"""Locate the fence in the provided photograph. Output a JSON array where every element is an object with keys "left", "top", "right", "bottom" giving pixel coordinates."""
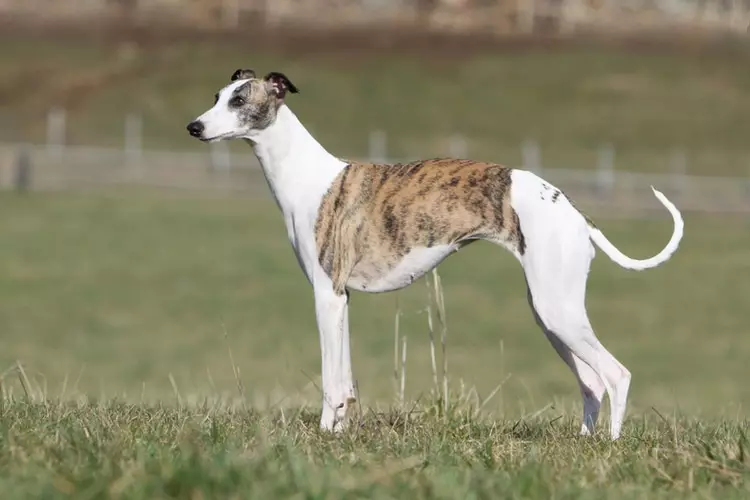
[{"left": 2, "top": 138, "right": 749, "bottom": 217}]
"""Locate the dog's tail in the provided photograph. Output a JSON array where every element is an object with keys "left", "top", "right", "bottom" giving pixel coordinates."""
[{"left": 587, "top": 186, "right": 684, "bottom": 271}]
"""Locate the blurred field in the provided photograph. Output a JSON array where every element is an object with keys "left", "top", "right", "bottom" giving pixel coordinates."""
[
  {"left": 2, "top": 33, "right": 750, "bottom": 175},
  {"left": 1, "top": 191, "right": 748, "bottom": 420}
]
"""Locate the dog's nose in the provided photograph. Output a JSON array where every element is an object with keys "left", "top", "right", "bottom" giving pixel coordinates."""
[{"left": 186, "top": 121, "right": 204, "bottom": 138}]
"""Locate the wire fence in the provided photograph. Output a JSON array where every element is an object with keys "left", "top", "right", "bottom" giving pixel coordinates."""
[{"left": 2, "top": 141, "right": 749, "bottom": 217}]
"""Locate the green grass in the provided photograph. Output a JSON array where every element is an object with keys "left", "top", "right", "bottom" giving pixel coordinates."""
[
  {"left": 0, "top": 401, "right": 747, "bottom": 498},
  {"left": 2, "top": 35, "right": 750, "bottom": 175},
  {"left": 0, "top": 190, "right": 749, "bottom": 496}
]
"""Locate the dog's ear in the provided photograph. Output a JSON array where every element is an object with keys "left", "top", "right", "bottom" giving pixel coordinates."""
[
  {"left": 264, "top": 72, "right": 299, "bottom": 99},
  {"left": 231, "top": 69, "right": 256, "bottom": 81}
]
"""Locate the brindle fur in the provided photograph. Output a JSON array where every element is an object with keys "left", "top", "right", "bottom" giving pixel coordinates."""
[{"left": 314, "top": 158, "right": 525, "bottom": 295}]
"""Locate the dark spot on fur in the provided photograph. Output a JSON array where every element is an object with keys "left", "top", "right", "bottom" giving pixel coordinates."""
[
  {"left": 513, "top": 210, "right": 526, "bottom": 255},
  {"left": 407, "top": 162, "right": 426, "bottom": 177},
  {"left": 383, "top": 204, "right": 398, "bottom": 236},
  {"left": 378, "top": 169, "right": 389, "bottom": 187},
  {"left": 469, "top": 196, "right": 484, "bottom": 214},
  {"left": 415, "top": 212, "right": 434, "bottom": 234},
  {"left": 449, "top": 164, "right": 465, "bottom": 175},
  {"left": 333, "top": 168, "right": 351, "bottom": 213},
  {"left": 551, "top": 190, "right": 561, "bottom": 203}
]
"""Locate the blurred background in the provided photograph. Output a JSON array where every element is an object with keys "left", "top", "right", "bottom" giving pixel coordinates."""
[{"left": 0, "top": 0, "right": 749, "bottom": 420}]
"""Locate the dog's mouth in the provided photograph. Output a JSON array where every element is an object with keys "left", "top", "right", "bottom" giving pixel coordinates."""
[{"left": 199, "top": 132, "right": 235, "bottom": 143}]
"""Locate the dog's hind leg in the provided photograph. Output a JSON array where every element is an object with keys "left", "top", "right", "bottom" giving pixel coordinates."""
[
  {"left": 526, "top": 285, "right": 606, "bottom": 435},
  {"left": 519, "top": 220, "right": 631, "bottom": 440}
]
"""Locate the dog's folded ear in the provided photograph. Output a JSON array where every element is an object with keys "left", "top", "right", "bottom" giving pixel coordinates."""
[
  {"left": 231, "top": 69, "right": 256, "bottom": 81},
  {"left": 264, "top": 72, "right": 299, "bottom": 99}
]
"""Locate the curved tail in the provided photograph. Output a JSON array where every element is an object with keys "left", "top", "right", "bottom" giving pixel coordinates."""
[{"left": 588, "top": 186, "right": 684, "bottom": 271}]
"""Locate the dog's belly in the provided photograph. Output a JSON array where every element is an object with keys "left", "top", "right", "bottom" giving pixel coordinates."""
[{"left": 346, "top": 244, "right": 457, "bottom": 293}]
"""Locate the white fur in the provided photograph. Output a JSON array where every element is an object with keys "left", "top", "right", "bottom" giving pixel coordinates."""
[
  {"left": 588, "top": 187, "right": 683, "bottom": 270},
  {"left": 197, "top": 80, "right": 251, "bottom": 142},
  {"left": 348, "top": 245, "right": 458, "bottom": 293},
  {"left": 189, "top": 84, "right": 684, "bottom": 439}
]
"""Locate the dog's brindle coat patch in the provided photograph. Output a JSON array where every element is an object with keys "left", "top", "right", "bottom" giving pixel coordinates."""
[
  {"left": 215, "top": 71, "right": 299, "bottom": 133},
  {"left": 225, "top": 80, "right": 277, "bottom": 130},
  {"left": 314, "top": 158, "right": 525, "bottom": 295}
]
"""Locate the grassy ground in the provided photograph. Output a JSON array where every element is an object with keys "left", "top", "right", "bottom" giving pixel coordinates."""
[
  {"left": 0, "top": 401, "right": 748, "bottom": 498},
  {"left": 2, "top": 35, "right": 750, "bottom": 175}
]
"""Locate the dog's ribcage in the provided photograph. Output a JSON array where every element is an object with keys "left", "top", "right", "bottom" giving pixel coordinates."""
[{"left": 313, "top": 159, "right": 526, "bottom": 294}]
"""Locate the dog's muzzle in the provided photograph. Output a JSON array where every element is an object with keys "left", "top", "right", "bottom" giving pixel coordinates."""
[{"left": 186, "top": 121, "right": 205, "bottom": 138}]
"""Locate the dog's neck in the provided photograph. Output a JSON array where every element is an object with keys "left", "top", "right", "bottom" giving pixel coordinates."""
[{"left": 243, "top": 104, "right": 347, "bottom": 218}]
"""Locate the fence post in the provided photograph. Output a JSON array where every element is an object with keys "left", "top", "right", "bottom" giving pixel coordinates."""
[
  {"left": 518, "top": 0, "right": 536, "bottom": 34},
  {"left": 124, "top": 113, "right": 142, "bottom": 165},
  {"left": 596, "top": 143, "right": 615, "bottom": 199},
  {"left": 14, "top": 145, "right": 31, "bottom": 193},
  {"left": 221, "top": 0, "right": 240, "bottom": 29},
  {"left": 448, "top": 134, "right": 467, "bottom": 159},
  {"left": 210, "top": 141, "right": 232, "bottom": 171},
  {"left": 46, "top": 107, "right": 66, "bottom": 156},
  {"left": 671, "top": 148, "right": 688, "bottom": 202},
  {"left": 558, "top": 0, "right": 582, "bottom": 34},
  {"left": 521, "top": 138, "right": 541, "bottom": 175},
  {"left": 369, "top": 130, "right": 387, "bottom": 163}
]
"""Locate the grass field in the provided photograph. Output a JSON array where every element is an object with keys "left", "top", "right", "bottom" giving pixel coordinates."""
[
  {"left": 2, "top": 34, "right": 750, "bottom": 175},
  {"left": 0, "top": 402, "right": 747, "bottom": 498}
]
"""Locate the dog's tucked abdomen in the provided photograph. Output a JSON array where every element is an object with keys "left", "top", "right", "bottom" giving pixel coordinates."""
[
  {"left": 346, "top": 244, "right": 457, "bottom": 292},
  {"left": 314, "top": 158, "right": 526, "bottom": 294}
]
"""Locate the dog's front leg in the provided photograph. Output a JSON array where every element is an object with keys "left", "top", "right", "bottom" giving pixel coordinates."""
[{"left": 314, "top": 282, "right": 355, "bottom": 432}]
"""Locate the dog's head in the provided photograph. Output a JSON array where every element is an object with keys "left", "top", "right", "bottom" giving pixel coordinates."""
[{"left": 186, "top": 69, "right": 298, "bottom": 143}]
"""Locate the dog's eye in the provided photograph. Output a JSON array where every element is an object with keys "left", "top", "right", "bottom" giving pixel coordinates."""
[
  {"left": 230, "top": 96, "right": 245, "bottom": 107},
  {"left": 213, "top": 93, "right": 219, "bottom": 104}
]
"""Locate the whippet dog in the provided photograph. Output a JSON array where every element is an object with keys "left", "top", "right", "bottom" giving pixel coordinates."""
[{"left": 186, "top": 69, "right": 684, "bottom": 440}]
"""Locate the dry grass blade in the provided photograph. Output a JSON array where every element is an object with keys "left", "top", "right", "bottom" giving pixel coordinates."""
[
  {"left": 432, "top": 268, "right": 449, "bottom": 414},
  {"left": 168, "top": 373, "right": 183, "bottom": 408},
  {"left": 479, "top": 374, "right": 512, "bottom": 412},
  {"left": 16, "top": 361, "right": 35, "bottom": 403},
  {"left": 424, "top": 274, "right": 439, "bottom": 396},
  {"left": 400, "top": 335, "right": 407, "bottom": 406},
  {"left": 394, "top": 293, "right": 401, "bottom": 400},
  {"left": 223, "top": 324, "right": 246, "bottom": 409}
]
